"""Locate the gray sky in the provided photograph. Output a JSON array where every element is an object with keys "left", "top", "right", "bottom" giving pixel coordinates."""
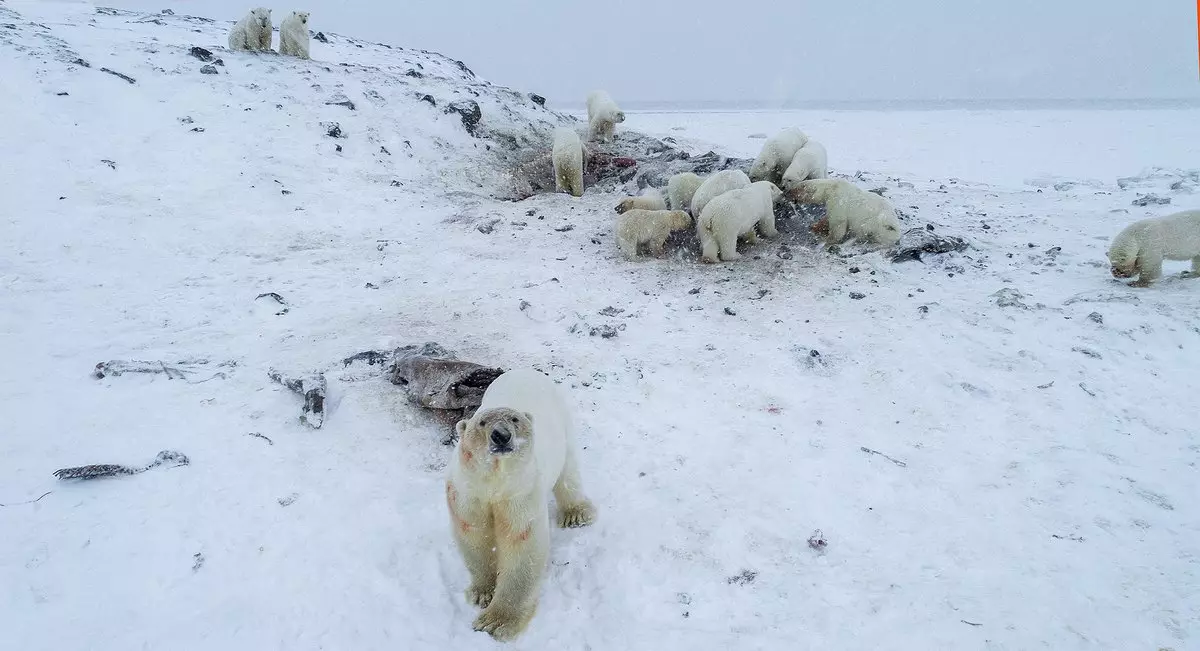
[{"left": 126, "top": 0, "right": 1199, "bottom": 105}]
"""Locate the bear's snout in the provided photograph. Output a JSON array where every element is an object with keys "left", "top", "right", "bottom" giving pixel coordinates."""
[{"left": 489, "top": 427, "right": 513, "bottom": 453}]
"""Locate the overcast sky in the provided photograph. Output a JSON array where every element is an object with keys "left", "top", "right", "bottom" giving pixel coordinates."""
[{"left": 121, "top": 0, "right": 1198, "bottom": 105}]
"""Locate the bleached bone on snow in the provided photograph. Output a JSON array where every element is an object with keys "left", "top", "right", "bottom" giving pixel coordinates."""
[
  {"left": 92, "top": 359, "right": 232, "bottom": 382},
  {"left": 53, "top": 450, "right": 190, "bottom": 481},
  {"left": 268, "top": 370, "right": 327, "bottom": 429}
]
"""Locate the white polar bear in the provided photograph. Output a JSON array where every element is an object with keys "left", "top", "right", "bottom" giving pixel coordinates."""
[
  {"left": 278, "top": 11, "right": 311, "bottom": 59},
  {"left": 790, "top": 179, "right": 901, "bottom": 248},
  {"left": 748, "top": 127, "right": 809, "bottom": 184},
  {"left": 697, "top": 181, "right": 783, "bottom": 263},
  {"left": 615, "top": 209, "right": 692, "bottom": 260},
  {"left": 614, "top": 190, "right": 667, "bottom": 214},
  {"left": 447, "top": 369, "right": 597, "bottom": 642},
  {"left": 586, "top": 90, "right": 625, "bottom": 143},
  {"left": 228, "top": 8, "right": 273, "bottom": 52},
  {"left": 690, "top": 169, "right": 751, "bottom": 221},
  {"left": 667, "top": 172, "right": 704, "bottom": 213},
  {"left": 780, "top": 140, "right": 828, "bottom": 192},
  {"left": 1107, "top": 209, "right": 1200, "bottom": 286},
  {"left": 552, "top": 127, "right": 584, "bottom": 197}
]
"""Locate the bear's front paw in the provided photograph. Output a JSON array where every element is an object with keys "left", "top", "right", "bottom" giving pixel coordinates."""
[
  {"left": 473, "top": 605, "right": 532, "bottom": 641},
  {"left": 558, "top": 500, "right": 597, "bottom": 528},
  {"left": 466, "top": 583, "right": 494, "bottom": 608}
]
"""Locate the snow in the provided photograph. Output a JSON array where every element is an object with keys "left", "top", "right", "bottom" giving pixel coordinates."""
[{"left": 2, "top": 2, "right": 1199, "bottom": 649}]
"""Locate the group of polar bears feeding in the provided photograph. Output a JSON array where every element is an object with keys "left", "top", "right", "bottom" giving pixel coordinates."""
[{"left": 228, "top": 7, "right": 311, "bottom": 59}]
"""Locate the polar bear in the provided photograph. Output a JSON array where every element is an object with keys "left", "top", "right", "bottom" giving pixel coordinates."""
[
  {"left": 667, "top": 172, "right": 704, "bottom": 213},
  {"left": 790, "top": 179, "right": 901, "bottom": 247},
  {"left": 278, "top": 11, "right": 311, "bottom": 59},
  {"left": 552, "top": 127, "right": 584, "bottom": 197},
  {"left": 228, "top": 8, "right": 273, "bottom": 52},
  {"left": 780, "top": 140, "right": 828, "bottom": 191},
  {"left": 690, "top": 169, "right": 751, "bottom": 220},
  {"left": 447, "top": 368, "right": 597, "bottom": 642},
  {"left": 748, "top": 127, "right": 809, "bottom": 184},
  {"left": 1107, "top": 209, "right": 1200, "bottom": 286},
  {"left": 697, "top": 181, "right": 783, "bottom": 263},
  {"left": 586, "top": 91, "right": 625, "bottom": 143},
  {"left": 614, "top": 191, "right": 667, "bottom": 214},
  {"left": 615, "top": 209, "right": 692, "bottom": 260}
]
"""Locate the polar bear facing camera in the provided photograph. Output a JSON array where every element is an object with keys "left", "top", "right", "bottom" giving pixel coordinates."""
[
  {"left": 698, "top": 181, "right": 783, "bottom": 263},
  {"left": 748, "top": 127, "right": 809, "bottom": 185},
  {"left": 446, "top": 369, "right": 597, "bottom": 642},
  {"left": 552, "top": 127, "right": 584, "bottom": 197},
  {"left": 790, "top": 179, "right": 901, "bottom": 247},
  {"left": 614, "top": 190, "right": 667, "bottom": 214},
  {"left": 690, "top": 169, "right": 751, "bottom": 221},
  {"left": 278, "top": 11, "right": 311, "bottom": 59},
  {"left": 780, "top": 140, "right": 828, "bottom": 192},
  {"left": 228, "top": 7, "right": 273, "bottom": 52},
  {"left": 1107, "top": 209, "right": 1200, "bottom": 286},
  {"left": 667, "top": 172, "right": 704, "bottom": 213},
  {"left": 616, "top": 209, "right": 692, "bottom": 260},
  {"left": 586, "top": 90, "right": 625, "bottom": 143}
]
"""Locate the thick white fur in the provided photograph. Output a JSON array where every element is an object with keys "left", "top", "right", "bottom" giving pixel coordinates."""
[
  {"left": 690, "top": 169, "right": 751, "bottom": 220},
  {"left": 780, "top": 140, "right": 828, "bottom": 191},
  {"left": 748, "top": 127, "right": 809, "bottom": 184},
  {"left": 697, "top": 181, "right": 782, "bottom": 263},
  {"left": 447, "top": 369, "right": 596, "bottom": 642},
  {"left": 585, "top": 91, "right": 625, "bottom": 143},
  {"left": 1107, "top": 209, "right": 1200, "bottom": 286},
  {"left": 228, "top": 8, "right": 272, "bottom": 52},
  {"left": 615, "top": 209, "right": 692, "bottom": 260},
  {"left": 278, "top": 11, "right": 310, "bottom": 59},
  {"left": 791, "top": 179, "right": 901, "bottom": 247},
  {"left": 614, "top": 191, "right": 667, "bottom": 214},
  {"left": 667, "top": 172, "right": 704, "bottom": 213},
  {"left": 552, "top": 127, "right": 584, "bottom": 197}
]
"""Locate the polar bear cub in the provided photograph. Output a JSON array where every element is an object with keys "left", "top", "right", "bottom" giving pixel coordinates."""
[
  {"left": 447, "top": 368, "right": 597, "bottom": 642},
  {"left": 690, "top": 169, "right": 751, "bottom": 221},
  {"left": 228, "top": 7, "right": 273, "bottom": 52},
  {"left": 278, "top": 11, "right": 311, "bottom": 59},
  {"left": 749, "top": 127, "right": 809, "bottom": 184},
  {"left": 780, "top": 140, "right": 828, "bottom": 191},
  {"left": 698, "top": 181, "right": 783, "bottom": 263},
  {"left": 614, "top": 190, "right": 667, "bottom": 214},
  {"left": 586, "top": 91, "right": 625, "bottom": 143},
  {"left": 791, "top": 179, "right": 901, "bottom": 247},
  {"left": 667, "top": 172, "right": 704, "bottom": 213},
  {"left": 552, "top": 127, "right": 584, "bottom": 197},
  {"left": 1107, "top": 209, "right": 1200, "bottom": 286},
  {"left": 616, "top": 209, "right": 692, "bottom": 260}
]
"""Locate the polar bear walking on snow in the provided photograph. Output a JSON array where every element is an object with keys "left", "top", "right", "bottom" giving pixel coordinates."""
[
  {"left": 698, "top": 181, "right": 783, "bottom": 263},
  {"left": 552, "top": 127, "right": 584, "bottom": 197},
  {"left": 278, "top": 11, "right": 311, "bottom": 59},
  {"left": 228, "top": 8, "right": 273, "bottom": 52},
  {"left": 447, "top": 369, "right": 597, "bottom": 642},
  {"left": 615, "top": 209, "right": 692, "bottom": 260},
  {"left": 790, "top": 179, "right": 901, "bottom": 248},
  {"left": 1107, "top": 209, "right": 1200, "bottom": 286},
  {"left": 780, "top": 140, "right": 828, "bottom": 191},
  {"left": 749, "top": 127, "right": 809, "bottom": 185},
  {"left": 586, "top": 91, "right": 625, "bottom": 143},
  {"left": 690, "top": 169, "right": 751, "bottom": 220},
  {"left": 667, "top": 172, "right": 704, "bottom": 213}
]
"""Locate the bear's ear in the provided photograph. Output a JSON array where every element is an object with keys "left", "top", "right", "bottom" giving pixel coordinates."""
[
  {"left": 454, "top": 419, "right": 468, "bottom": 439},
  {"left": 522, "top": 412, "right": 534, "bottom": 427}
]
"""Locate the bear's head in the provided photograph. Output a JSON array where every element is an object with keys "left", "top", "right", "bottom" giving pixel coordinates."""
[
  {"left": 757, "top": 181, "right": 784, "bottom": 203},
  {"left": 614, "top": 111, "right": 626, "bottom": 123},
  {"left": 1107, "top": 240, "right": 1139, "bottom": 279},
  {"left": 252, "top": 7, "right": 271, "bottom": 28},
  {"left": 747, "top": 159, "right": 770, "bottom": 184},
  {"left": 295, "top": 11, "right": 310, "bottom": 24},
  {"left": 455, "top": 407, "right": 536, "bottom": 471},
  {"left": 614, "top": 198, "right": 635, "bottom": 214},
  {"left": 667, "top": 210, "right": 692, "bottom": 231}
]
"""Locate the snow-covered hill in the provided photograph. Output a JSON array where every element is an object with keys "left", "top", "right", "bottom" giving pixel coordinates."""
[{"left": 2, "top": 2, "right": 1198, "bottom": 649}]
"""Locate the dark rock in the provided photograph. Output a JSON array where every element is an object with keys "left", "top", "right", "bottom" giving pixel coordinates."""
[
  {"left": 451, "top": 59, "right": 475, "bottom": 78},
  {"left": 445, "top": 99, "right": 482, "bottom": 136},
  {"left": 325, "top": 97, "right": 356, "bottom": 110},
  {"left": 190, "top": 127, "right": 205, "bottom": 132},
  {"left": 1132, "top": 194, "right": 1171, "bottom": 207},
  {"left": 727, "top": 570, "right": 757, "bottom": 586},
  {"left": 1088, "top": 312, "right": 1103, "bottom": 324},
  {"left": 254, "top": 292, "right": 289, "bottom": 315},
  {"left": 418, "top": 94, "right": 436, "bottom": 106},
  {"left": 598, "top": 306, "right": 624, "bottom": 316},
  {"left": 56, "top": 91, "right": 69, "bottom": 96},
  {"left": 161, "top": 8, "right": 175, "bottom": 14},
  {"left": 72, "top": 57, "right": 91, "bottom": 68},
  {"left": 528, "top": 93, "right": 546, "bottom": 106},
  {"left": 849, "top": 292, "right": 866, "bottom": 300},
  {"left": 724, "top": 307, "right": 737, "bottom": 315},
  {"left": 188, "top": 45, "right": 213, "bottom": 61},
  {"left": 213, "top": 58, "right": 224, "bottom": 66},
  {"left": 404, "top": 69, "right": 424, "bottom": 78},
  {"left": 199, "top": 65, "right": 218, "bottom": 75},
  {"left": 335, "top": 144, "right": 343, "bottom": 153},
  {"left": 268, "top": 370, "right": 327, "bottom": 428},
  {"left": 589, "top": 324, "right": 621, "bottom": 338},
  {"left": 554, "top": 224, "right": 574, "bottom": 232},
  {"left": 100, "top": 67, "right": 136, "bottom": 84},
  {"left": 868, "top": 187, "right": 887, "bottom": 196},
  {"left": 314, "top": 31, "right": 329, "bottom": 43},
  {"left": 325, "top": 123, "right": 345, "bottom": 138},
  {"left": 849, "top": 266, "right": 861, "bottom": 274}
]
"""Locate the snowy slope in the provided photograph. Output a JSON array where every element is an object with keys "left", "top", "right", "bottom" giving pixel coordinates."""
[{"left": 2, "top": 2, "right": 1199, "bottom": 650}]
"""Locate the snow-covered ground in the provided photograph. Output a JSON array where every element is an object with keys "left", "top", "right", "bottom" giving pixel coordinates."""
[{"left": 2, "top": 2, "right": 1199, "bottom": 649}]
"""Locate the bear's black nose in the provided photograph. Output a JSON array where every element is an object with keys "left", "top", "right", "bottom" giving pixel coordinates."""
[{"left": 490, "top": 428, "right": 511, "bottom": 447}]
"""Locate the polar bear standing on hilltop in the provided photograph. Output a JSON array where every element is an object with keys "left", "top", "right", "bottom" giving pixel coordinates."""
[
  {"left": 790, "top": 179, "right": 901, "bottom": 248},
  {"left": 749, "top": 127, "right": 809, "bottom": 185},
  {"left": 690, "top": 169, "right": 751, "bottom": 220},
  {"left": 698, "top": 181, "right": 783, "bottom": 263},
  {"left": 552, "top": 127, "right": 584, "bottom": 197},
  {"left": 228, "top": 8, "right": 273, "bottom": 52},
  {"left": 667, "top": 172, "right": 704, "bottom": 213},
  {"left": 780, "top": 140, "right": 828, "bottom": 191},
  {"left": 1107, "top": 209, "right": 1200, "bottom": 286},
  {"left": 446, "top": 369, "right": 597, "bottom": 642},
  {"left": 586, "top": 91, "right": 625, "bottom": 143},
  {"left": 278, "top": 11, "right": 311, "bottom": 59}
]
